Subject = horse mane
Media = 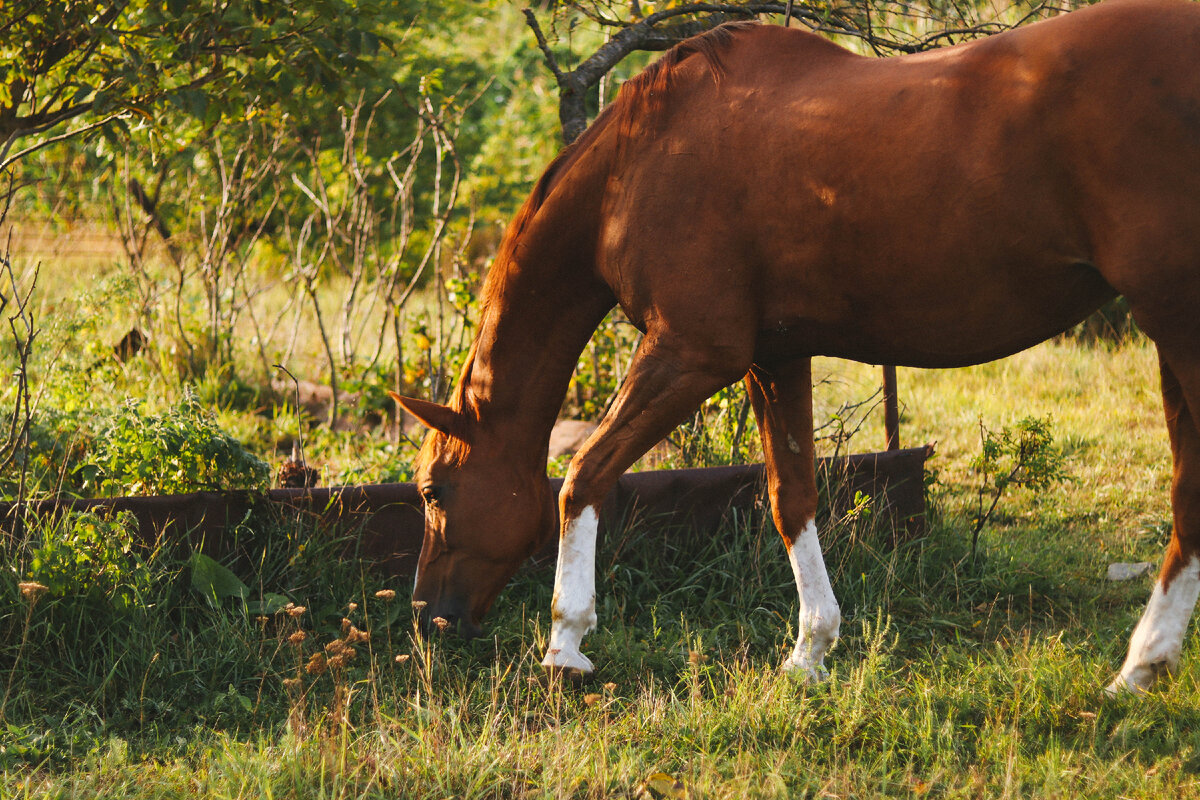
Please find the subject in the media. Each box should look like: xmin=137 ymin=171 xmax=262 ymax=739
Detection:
xmin=615 ymin=20 xmax=758 ymax=139
xmin=443 ymin=141 xmax=582 ymax=426
xmin=439 ymin=20 xmax=758 ymax=448
xmin=476 ymin=17 xmax=758 ymax=308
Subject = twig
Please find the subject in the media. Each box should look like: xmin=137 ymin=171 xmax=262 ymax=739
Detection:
xmin=273 ymin=364 xmax=307 ymax=467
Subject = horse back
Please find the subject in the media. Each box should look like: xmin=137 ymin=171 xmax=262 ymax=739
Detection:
xmin=573 ymin=0 xmax=1200 ymax=367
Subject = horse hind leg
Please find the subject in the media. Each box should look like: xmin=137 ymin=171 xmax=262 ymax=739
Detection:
xmin=1108 ymin=352 xmax=1200 ymax=694
xmin=746 ymin=361 xmax=841 ymax=679
xmin=541 ymin=332 xmax=752 ymax=675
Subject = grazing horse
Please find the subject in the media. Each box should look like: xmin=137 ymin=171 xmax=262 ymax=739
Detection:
xmin=393 ymin=0 xmax=1200 ymax=693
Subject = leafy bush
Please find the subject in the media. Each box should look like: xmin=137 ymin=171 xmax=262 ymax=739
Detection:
xmin=969 ymin=415 xmax=1069 ymax=557
xmin=22 ymin=511 xmax=151 ymax=610
xmin=86 ymin=389 xmax=270 ymax=496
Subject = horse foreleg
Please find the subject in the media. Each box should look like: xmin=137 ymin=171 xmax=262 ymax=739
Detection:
xmin=541 ymin=336 xmax=750 ymax=675
xmin=746 ymin=361 xmax=841 ymax=680
xmin=542 ymin=504 xmax=600 ymax=675
xmin=1109 ymin=353 xmax=1200 ymax=694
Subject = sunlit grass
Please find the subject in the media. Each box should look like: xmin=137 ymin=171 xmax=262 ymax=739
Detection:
xmin=6 ymin=330 xmax=1200 ymax=797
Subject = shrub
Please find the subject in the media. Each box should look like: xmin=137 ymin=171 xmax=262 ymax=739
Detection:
xmin=969 ymin=415 xmax=1069 ymax=558
xmin=86 ymin=388 xmax=270 ymax=496
xmin=21 ymin=510 xmax=151 ymax=611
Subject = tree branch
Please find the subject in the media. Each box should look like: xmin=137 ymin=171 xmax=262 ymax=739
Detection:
xmin=0 ymin=110 xmax=121 ymax=172
xmin=528 ymin=2 xmax=1056 ymax=143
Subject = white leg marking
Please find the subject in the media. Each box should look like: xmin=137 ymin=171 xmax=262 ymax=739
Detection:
xmin=782 ymin=519 xmax=841 ymax=681
xmin=541 ymin=506 xmax=599 ymax=674
xmin=1108 ymin=556 xmax=1200 ymax=695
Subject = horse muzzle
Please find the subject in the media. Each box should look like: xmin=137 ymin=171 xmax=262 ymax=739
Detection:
xmin=417 ymin=597 xmax=484 ymax=639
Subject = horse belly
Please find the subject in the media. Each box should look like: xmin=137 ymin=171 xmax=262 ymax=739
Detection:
xmin=754 ymin=253 xmax=1117 ymax=369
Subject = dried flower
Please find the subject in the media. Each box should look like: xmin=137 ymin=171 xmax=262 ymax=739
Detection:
xmin=287 ymin=630 xmax=308 ymax=645
xmin=328 ymin=654 xmax=348 ymax=670
xmin=394 ymin=654 xmax=410 ymax=664
xmin=305 ymin=653 xmax=328 ymax=675
xmin=18 ymin=581 xmax=48 ymax=603
xmin=375 ymin=589 xmax=396 ymax=601
xmin=344 ymin=625 xmax=370 ymax=645
xmin=603 ymin=682 xmax=617 ymax=692
xmin=282 ymin=677 xmax=303 ymax=692
xmin=347 ymin=602 xmax=358 ymax=613
xmin=326 ymin=639 xmax=350 ymax=657
xmin=583 ymin=693 xmax=602 ymax=707
xmin=283 ymin=603 xmax=306 ymax=618
xmin=688 ymin=651 xmax=708 ymax=665
xmin=411 ymin=600 xmax=427 ymax=611
xmin=432 ymin=616 xmax=450 ymax=632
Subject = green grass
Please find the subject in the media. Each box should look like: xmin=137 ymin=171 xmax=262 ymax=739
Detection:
xmin=4 ymin=336 xmax=1200 ymax=798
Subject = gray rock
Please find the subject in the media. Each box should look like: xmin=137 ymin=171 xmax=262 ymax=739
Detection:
xmin=1106 ymin=562 xmax=1154 ymax=582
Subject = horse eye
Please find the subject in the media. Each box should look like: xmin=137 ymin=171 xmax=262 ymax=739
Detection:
xmin=421 ymin=486 xmax=444 ymax=506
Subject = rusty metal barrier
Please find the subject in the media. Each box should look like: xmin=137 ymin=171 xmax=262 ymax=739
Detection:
xmin=1 ymin=447 xmax=931 ymax=579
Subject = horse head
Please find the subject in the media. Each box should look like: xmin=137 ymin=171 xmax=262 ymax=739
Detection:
xmin=392 ymin=393 xmax=557 ymax=637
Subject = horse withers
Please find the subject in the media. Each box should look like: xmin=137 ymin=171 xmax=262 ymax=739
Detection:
xmin=393 ymin=0 xmax=1200 ymax=694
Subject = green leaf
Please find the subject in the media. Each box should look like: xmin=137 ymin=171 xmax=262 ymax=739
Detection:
xmin=188 ymin=552 xmax=250 ymax=607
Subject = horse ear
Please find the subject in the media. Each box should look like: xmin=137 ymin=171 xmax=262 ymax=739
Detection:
xmin=389 ymin=392 xmax=469 ymax=439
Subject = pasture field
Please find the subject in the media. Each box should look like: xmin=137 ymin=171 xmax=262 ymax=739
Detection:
xmin=4 ymin=332 xmax=1200 ymax=799
xmin=6 ymin=1 xmax=1194 ymax=795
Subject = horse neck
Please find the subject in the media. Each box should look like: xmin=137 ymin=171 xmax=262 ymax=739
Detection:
xmin=456 ymin=261 xmax=613 ymax=469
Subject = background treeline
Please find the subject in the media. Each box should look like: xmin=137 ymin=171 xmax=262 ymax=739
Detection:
xmin=0 ymin=0 xmax=1088 ymax=500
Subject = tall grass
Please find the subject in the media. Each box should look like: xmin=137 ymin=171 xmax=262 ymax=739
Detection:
xmin=4 ymin=336 xmax=1199 ymax=797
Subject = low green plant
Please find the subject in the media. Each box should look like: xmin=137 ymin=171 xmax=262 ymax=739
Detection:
xmin=85 ymin=388 xmax=271 ymax=496
xmin=969 ymin=415 xmax=1069 ymax=558
xmin=22 ymin=510 xmax=152 ymax=609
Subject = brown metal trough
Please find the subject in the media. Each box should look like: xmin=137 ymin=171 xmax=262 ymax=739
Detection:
xmin=1 ymin=446 xmax=931 ymax=580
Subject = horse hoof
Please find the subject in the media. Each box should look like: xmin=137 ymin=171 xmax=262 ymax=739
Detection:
xmin=541 ymin=647 xmax=594 ymax=682
xmin=781 ymin=656 xmax=829 ymax=683
xmin=1105 ymin=674 xmax=1148 ymax=697
xmin=1105 ymin=662 xmax=1169 ymax=697
xmin=543 ymin=665 xmax=592 ymax=686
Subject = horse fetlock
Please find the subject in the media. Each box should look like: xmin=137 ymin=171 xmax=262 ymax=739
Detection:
xmin=1111 ymin=560 xmax=1200 ymax=694
xmin=550 ymin=594 xmax=596 ymax=635
xmin=798 ymin=606 xmax=840 ymax=649
xmin=544 ymin=598 xmax=597 ymax=678
xmin=783 ymin=610 xmax=839 ymax=680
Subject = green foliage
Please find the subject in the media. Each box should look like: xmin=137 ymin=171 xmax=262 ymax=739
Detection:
xmin=22 ymin=511 xmax=151 ymax=610
xmin=187 ymin=552 xmax=251 ymax=608
xmin=564 ymin=310 xmax=644 ymax=420
xmin=87 ymin=389 xmax=270 ymax=496
xmin=0 ymin=466 xmax=1193 ymax=795
xmin=969 ymin=415 xmax=1069 ymax=557
xmin=0 ymin=338 xmax=1191 ymax=796
xmin=1 ymin=0 xmax=401 ymax=153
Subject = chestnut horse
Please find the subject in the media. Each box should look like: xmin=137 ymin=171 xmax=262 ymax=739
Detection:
xmin=394 ymin=0 xmax=1200 ymax=693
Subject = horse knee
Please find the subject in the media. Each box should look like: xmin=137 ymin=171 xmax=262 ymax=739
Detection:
xmin=559 ymin=450 xmax=612 ymax=523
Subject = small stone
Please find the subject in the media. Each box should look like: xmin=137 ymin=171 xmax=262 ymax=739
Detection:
xmin=1107 ymin=562 xmax=1154 ymax=582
